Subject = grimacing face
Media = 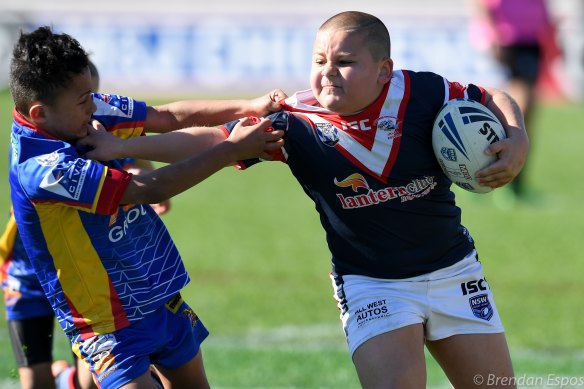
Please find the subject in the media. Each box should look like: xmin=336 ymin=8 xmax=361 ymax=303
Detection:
xmin=310 ymin=29 xmax=392 ymax=115
xmin=35 ymin=68 xmax=96 ymax=142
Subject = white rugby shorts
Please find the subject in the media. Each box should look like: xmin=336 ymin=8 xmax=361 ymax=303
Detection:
xmin=330 ymin=251 xmax=505 ymax=356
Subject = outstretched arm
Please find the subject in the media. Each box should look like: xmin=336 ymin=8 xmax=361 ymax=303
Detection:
xmin=118 ymin=117 xmax=284 ymax=205
xmin=476 ymin=88 xmax=529 ymax=188
xmin=125 ymin=159 xmax=171 ymax=215
xmin=80 ymin=124 xmax=240 ymax=163
xmin=145 ymin=89 xmax=287 ymax=132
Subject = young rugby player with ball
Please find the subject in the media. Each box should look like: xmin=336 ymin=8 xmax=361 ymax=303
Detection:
xmin=80 ymin=11 xmax=528 ymax=388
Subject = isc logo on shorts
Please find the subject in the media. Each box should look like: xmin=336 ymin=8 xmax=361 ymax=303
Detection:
xmin=460 ymin=278 xmax=489 ymax=296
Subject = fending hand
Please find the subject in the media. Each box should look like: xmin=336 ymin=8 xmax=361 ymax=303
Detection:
xmin=77 ymin=120 xmax=125 ymax=161
xmin=227 ymin=117 xmax=284 ymax=161
xmin=250 ymin=89 xmax=289 ymax=117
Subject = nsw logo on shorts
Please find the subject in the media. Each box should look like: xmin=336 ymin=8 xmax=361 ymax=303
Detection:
xmin=469 ymin=293 xmax=494 ymax=321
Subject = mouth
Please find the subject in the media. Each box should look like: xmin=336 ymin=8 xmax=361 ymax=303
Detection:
xmin=322 ymin=84 xmax=342 ymax=94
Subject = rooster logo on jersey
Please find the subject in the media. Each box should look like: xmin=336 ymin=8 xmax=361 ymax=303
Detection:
xmin=334 ymin=173 xmax=370 ymax=193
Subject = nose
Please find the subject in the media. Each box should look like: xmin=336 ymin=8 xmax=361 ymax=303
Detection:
xmin=88 ymin=98 xmax=97 ymax=115
xmin=322 ymin=62 xmax=338 ymax=77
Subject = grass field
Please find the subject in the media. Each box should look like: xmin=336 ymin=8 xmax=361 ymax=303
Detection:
xmin=0 ymin=89 xmax=583 ymax=388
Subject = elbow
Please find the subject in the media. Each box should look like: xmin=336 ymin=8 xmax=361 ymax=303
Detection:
xmin=122 ymin=179 xmax=169 ymax=206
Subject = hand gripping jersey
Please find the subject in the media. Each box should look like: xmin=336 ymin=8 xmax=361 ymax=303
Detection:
xmin=224 ymin=70 xmax=486 ymax=279
xmin=9 ymin=94 xmax=189 ymax=342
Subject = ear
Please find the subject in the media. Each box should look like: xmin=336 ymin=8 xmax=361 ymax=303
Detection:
xmin=378 ymin=58 xmax=394 ymax=84
xmin=28 ymin=103 xmax=47 ymax=126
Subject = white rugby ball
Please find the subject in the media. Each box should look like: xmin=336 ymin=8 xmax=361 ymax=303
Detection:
xmin=432 ymin=99 xmax=506 ymax=193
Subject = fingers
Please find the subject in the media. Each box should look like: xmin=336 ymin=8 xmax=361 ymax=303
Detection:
xmin=264 ymin=138 xmax=285 ymax=150
xmin=258 ymin=151 xmax=274 ymax=161
xmin=151 ymin=201 xmax=171 ymax=216
xmin=476 ymin=172 xmax=512 ymax=188
xmin=231 ymin=117 xmax=275 ymax=139
xmin=484 ymin=141 xmax=504 ymax=156
xmin=238 ymin=116 xmax=261 ymax=126
xmin=270 ymin=89 xmax=288 ymax=103
xmin=476 ymin=161 xmax=516 ymax=188
xmin=264 ymin=130 xmax=284 ymax=141
xmin=91 ymin=119 xmax=106 ymax=132
xmin=476 ymin=136 xmax=526 ymax=189
xmin=237 ymin=116 xmax=272 ymax=129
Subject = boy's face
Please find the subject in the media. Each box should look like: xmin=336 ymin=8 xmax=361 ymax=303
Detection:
xmin=310 ymin=29 xmax=392 ymax=115
xmin=32 ymin=67 xmax=96 ymax=142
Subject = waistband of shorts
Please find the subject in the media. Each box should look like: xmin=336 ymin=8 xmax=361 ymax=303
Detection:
xmin=339 ymin=250 xmax=479 ymax=284
xmin=409 ymin=249 xmax=478 ymax=282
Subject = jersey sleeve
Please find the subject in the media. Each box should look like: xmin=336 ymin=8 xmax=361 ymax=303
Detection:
xmin=18 ymin=140 xmax=130 ymax=216
xmin=91 ymin=93 xmax=148 ymax=139
xmin=446 ymin=80 xmax=487 ymax=104
xmin=219 ymin=112 xmax=290 ymax=170
xmin=404 ymin=70 xmax=487 ymax=113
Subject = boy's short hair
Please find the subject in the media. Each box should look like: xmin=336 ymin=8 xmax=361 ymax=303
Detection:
xmin=319 ymin=11 xmax=391 ymax=61
xmin=9 ymin=26 xmax=89 ymax=113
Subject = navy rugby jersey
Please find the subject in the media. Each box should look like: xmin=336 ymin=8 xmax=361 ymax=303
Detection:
xmin=9 ymin=94 xmax=189 ymax=341
xmin=223 ymin=70 xmax=487 ymax=279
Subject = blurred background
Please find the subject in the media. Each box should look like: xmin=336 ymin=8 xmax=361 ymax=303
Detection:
xmin=0 ymin=0 xmax=582 ymax=99
xmin=1 ymin=1 xmax=583 ymax=388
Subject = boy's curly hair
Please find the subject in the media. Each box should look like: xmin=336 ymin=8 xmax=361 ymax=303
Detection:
xmin=9 ymin=26 xmax=89 ymax=113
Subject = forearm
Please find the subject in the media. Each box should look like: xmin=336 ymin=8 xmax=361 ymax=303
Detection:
xmin=484 ymin=88 xmax=528 ymax=145
xmin=120 ymin=127 xmax=227 ymax=163
xmin=146 ymin=100 xmax=260 ymax=132
xmin=475 ymin=88 xmax=530 ymax=185
xmin=121 ymin=140 xmax=236 ymax=205
xmin=126 ymin=158 xmax=155 ymax=172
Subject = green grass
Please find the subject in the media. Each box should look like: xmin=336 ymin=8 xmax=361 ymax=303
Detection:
xmin=0 ymin=89 xmax=583 ymax=388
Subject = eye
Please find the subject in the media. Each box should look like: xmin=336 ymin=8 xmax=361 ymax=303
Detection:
xmin=79 ymin=94 xmax=92 ymax=106
xmin=336 ymin=59 xmax=354 ymax=66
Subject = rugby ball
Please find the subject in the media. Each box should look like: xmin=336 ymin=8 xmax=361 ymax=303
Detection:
xmin=432 ymin=99 xmax=506 ymax=193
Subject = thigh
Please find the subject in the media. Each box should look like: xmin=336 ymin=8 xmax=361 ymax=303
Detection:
xmin=426 ymin=333 xmax=515 ymax=389
xmin=74 ymin=294 xmax=209 ymax=389
xmin=118 ymin=370 xmax=161 ymax=389
xmin=330 ymin=273 xmax=425 ymax=357
xmin=425 ymin=256 xmax=505 ymax=341
xmin=74 ymin=357 xmax=98 ymax=389
xmin=353 ymin=324 xmax=426 ymax=389
xmin=154 ymin=350 xmax=210 ymax=389
xmin=151 ymin=295 xmax=209 ymax=370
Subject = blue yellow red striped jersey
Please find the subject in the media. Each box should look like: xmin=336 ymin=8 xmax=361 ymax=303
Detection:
xmin=9 ymin=94 xmax=189 ymax=341
xmin=1 ymin=210 xmax=55 ymax=320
